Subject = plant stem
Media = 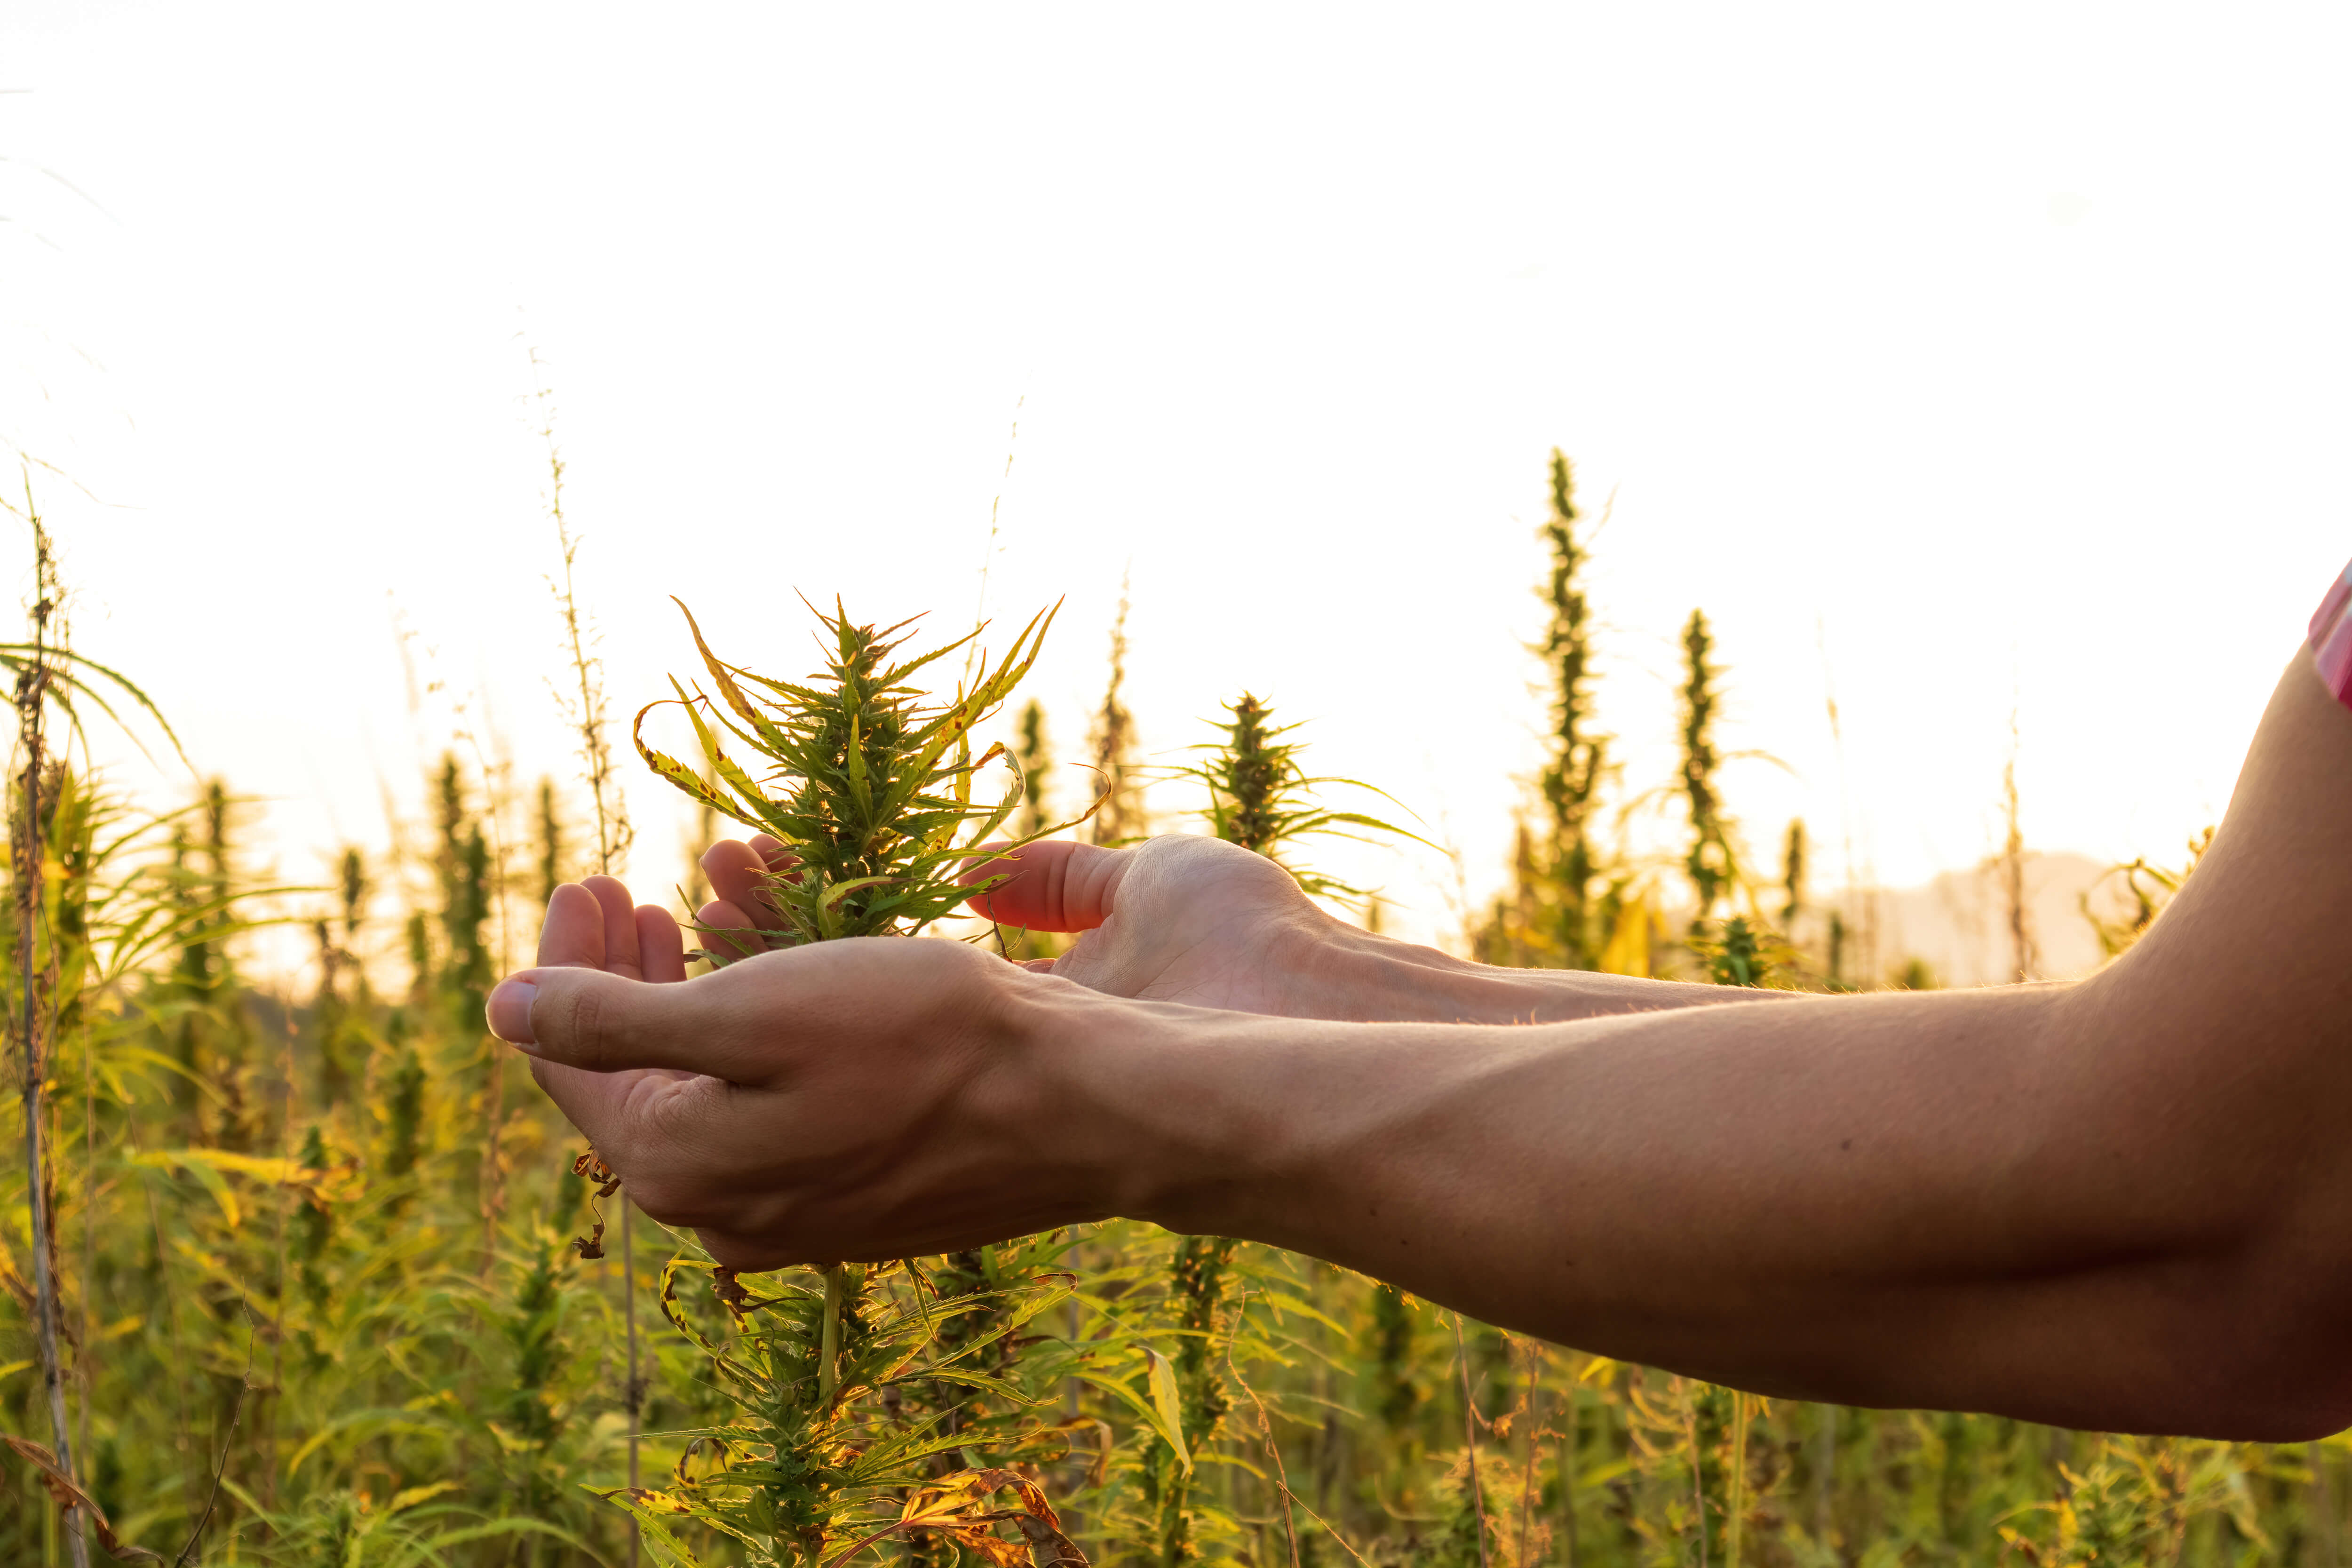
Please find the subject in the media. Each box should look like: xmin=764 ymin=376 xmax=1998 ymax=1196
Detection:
xmin=622 ymin=1202 xmax=641 ymax=1492
xmin=819 ymin=1263 xmax=847 ymax=1406
xmin=1513 ymin=1341 xmax=1538 ymax=1568
xmin=1812 ymin=1405 xmax=1834 ymax=1548
xmin=1451 ymin=1313 xmax=1490 ymax=1568
xmin=1680 ymin=1379 xmax=1707 ymax=1568
xmin=538 ymin=372 xmax=639 ymax=1556
xmin=1726 ymin=1392 xmax=1748 ymax=1568
xmin=1561 ymin=1384 xmax=1579 ymax=1568
xmin=15 ymin=519 xmax=87 ymax=1568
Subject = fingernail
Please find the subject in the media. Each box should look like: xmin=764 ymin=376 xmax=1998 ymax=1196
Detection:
xmin=487 ymin=979 xmax=539 ymax=1048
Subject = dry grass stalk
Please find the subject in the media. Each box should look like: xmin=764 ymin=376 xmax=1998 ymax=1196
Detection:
xmin=1451 ymin=1313 xmax=1492 ymax=1568
xmin=1087 ymin=579 xmax=1142 ymax=846
xmin=533 ymin=354 xmax=646 ymax=1546
xmin=2000 ymin=709 xmax=2039 ymax=985
xmin=12 ymin=511 xmax=87 ymax=1568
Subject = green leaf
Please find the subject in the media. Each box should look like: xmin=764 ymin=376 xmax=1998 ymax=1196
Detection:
xmin=1143 ymin=1347 xmax=1192 ymax=1474
xmin=131 ymin=1148 xmax=240 ymax=1229
xmin=590 ymin=1486 xmax=714 ymax=1567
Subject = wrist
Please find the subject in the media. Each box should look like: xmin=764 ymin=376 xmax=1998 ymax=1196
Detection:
xmin=1275 ymin=918 xmax=1470 ymax=1021
xmin=1006 ymin=970 xmax=1302 ymax=1234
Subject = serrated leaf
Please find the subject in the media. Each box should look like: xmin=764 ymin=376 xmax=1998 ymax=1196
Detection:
xmin=1144 ymin=1347 xmax=1192 ymax=1474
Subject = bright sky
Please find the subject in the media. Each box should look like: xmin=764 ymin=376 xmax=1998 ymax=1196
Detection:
xmin=5 ymin=2 xmax=2349 ymax=962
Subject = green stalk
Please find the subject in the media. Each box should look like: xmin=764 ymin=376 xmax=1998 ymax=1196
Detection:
xmin=819 ymin=1263 xmax=847 ymax=1406
xmin=1727 ymin=1391 xmax=1748 ymax=1568
xmin=1680 ymin=608 xmax=1732 ymax=930
xmin=1681 ymin=1379 xmax=1708 ymax=1568
xmin=1451 ymin=1313 xmax=1491 ymax=1568
xmin=1536 ymin=449 xmax=1605 ymax=969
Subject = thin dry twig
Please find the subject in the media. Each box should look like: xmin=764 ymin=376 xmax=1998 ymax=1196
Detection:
xmin=1454 ymin=1313 xmax=1493 ymax=1568
xmin=1224 ymin=1288 xmax=1376 ymax=1568
xmin=14 ymin=501 xmax=89 ymax=1568
xmin=1225 ymin=1291 xmax=1302 ymax=1568
xmin=1680 ymin=1378 xmax=1708 ymax=1568
xmin=1513 ymin=1336 xmax=1546 ymax=1568
xmin=173 ymin=1309 xmax=256 ymax=1567
xmin=532 ymin=361 xmax=642 ymax=1557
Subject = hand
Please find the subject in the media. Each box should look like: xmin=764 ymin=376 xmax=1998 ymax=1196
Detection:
xmin=676 ymin=830 xmax=1723 ymax=1033
xmin=677 ymin=831 xmax=1338 ymax=1015
xmin=491 ymin=866 xmax=1112 ymax=1269
xmin=962 ymin=836 xmax=1347 ymax=1013
xmin=492 ymin=830 xmax=1735 ymax=1269
xmin=686 ymin=830 xmax=1360 ymax=1017
xmin=957 ymin=835 xmax=1745 ymax=1026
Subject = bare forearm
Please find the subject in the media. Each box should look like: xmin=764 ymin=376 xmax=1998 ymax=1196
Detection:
xmin=1039 ymin=969 xmax=2336 ymax=1438
xmin=1046 ymin=655 xmax=2352 ymax=1440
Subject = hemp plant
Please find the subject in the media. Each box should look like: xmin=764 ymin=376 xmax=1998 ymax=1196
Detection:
xmin=1147 ymin=694 xmax=1423 ymax=1563
xmin=1178 ymin=692 xmax=1424 ymax=906
xmin=637 ymin=597 xmax=1068 ymax=943
xmin=614 ymin=595 xmax=1120 ymax=1568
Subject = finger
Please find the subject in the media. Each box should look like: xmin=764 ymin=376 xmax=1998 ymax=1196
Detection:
xmin=489 ymin=960 xmax=757 ymax=1076
xmin=703 ymin=839 xmax=790 ymax=939
xmin=637 ymin=905 xmax=687 ymax=984
xmin=536 ymin=883 xmax=609 ymax=969
xmin=582 ymin=875 xmax=645 ymax=979
xmin=697 ymin=898 xmax=766 ymax=964
xmin=960 ymin=840 xmax=1131 ymax=931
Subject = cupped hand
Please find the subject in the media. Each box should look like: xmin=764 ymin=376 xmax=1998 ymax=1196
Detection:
xmin=681 ymin=830 xmax=1349 ymax=1018
xmin=492 ymin=867 xmax=1110 ymax=1269
xmin=962 ymin=836 xmax=1353 ymax=1015
xmin=490 ymin=832 xmax=1358 ymax=1267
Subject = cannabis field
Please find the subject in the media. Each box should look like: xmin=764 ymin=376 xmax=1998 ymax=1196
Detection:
xmin=0 ymin=452 xmax=2320 ymax=1568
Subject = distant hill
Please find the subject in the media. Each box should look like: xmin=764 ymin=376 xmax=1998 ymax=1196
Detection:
xmin=1826 ymin=852 xmax=2136 ymax=990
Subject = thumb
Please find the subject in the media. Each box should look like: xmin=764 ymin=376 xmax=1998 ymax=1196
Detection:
xmin=487 ymin=962 xmax=748 ymax=1077
xmin=960 ymin=840 xmax=1132 ymax=931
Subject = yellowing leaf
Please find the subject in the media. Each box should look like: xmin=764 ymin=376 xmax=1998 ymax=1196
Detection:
xmin=590 ymin=1487 xmax=709 ymax=1568
xmin=387 ymin=1480 xmax=461 ymax=1514
xmin=1144 ymin=1346 xmax=1191 ymax=1475
xmin=133 ymin=1150 xmax=239 ymax=1228
xmin=1597 ymin=895 xmax=1652 ymax=978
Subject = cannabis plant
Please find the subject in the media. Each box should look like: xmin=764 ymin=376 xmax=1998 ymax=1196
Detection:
xmin=1085 ymin=581 xmax=1144 ymax=846
xmin=621 ymin=595 xmax=1111 ymax=1567
xmin=637 ymin=597 xmax=1071 ymax=945
xmin=1535 ymin=449 xmax=1608 ymax=968
xmin=1678 ymin=608 xmax=1735 ymax=928
xmin=1177 ymin=693 xmax=1422 ymax=908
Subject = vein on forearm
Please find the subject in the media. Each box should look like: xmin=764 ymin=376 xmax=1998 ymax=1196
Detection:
xmin=1301 ymin=925 xmax=1802 ymax=1025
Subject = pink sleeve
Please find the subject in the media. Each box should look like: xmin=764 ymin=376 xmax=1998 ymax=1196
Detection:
xmin=2314 ymin=560 xmax=2352 ymax=706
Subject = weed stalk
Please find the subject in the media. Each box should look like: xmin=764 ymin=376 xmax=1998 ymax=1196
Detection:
xmin=14 ymin=513 xmax=87 ymax=1568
